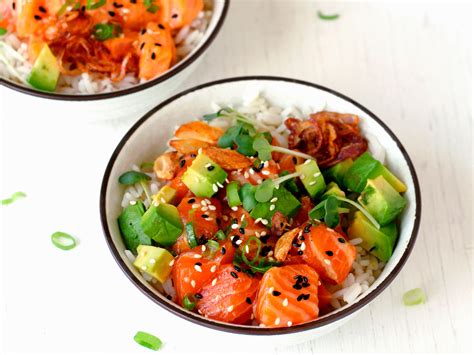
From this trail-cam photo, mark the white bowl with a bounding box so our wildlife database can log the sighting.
[0,0,229,122]
[100,76,421,347]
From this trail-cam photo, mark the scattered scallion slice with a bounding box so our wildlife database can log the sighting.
[185,222,198,248]
[133,331,162,351]
[204,240,220,258]
[226,181,241,207]
[182,294,196,311]
[318,11,340,21]
[93,23,122,41]
[403,288,426,306]
[86,0,106,10]
[1,191,26,205]
[0,28,7,36]
[215,230,226,240]
[51,232,77,250]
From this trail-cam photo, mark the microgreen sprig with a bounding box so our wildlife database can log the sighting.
[255,171,303,202]
[203,107,268,130]
[118,171,152,204]
[252,134,314,162]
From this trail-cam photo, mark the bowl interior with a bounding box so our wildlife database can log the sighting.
[101,77,420,333]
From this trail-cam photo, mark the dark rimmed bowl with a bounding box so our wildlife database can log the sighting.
[100,76,421,346]
[0,0,229,122]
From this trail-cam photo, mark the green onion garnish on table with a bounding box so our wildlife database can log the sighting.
[134,331,163,351]
[403,288,426,306]
[318,11,340,21]
[1,191,26,205]
[51,232,77,250]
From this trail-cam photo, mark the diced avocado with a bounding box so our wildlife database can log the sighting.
[295,160,326,198]
[358,176,407,226]
[250,186,301,221]
[226,181,241,207]
[27,44,60,92]
[133,245,174,283]
[239,183,257,211]
[322,182,346,199]
[141,203,183,246]
[181,154,227,197]
[152,185,176,205]
[117,201,152,254]
[347,211,398,262]
[343,153,407,193]
[324,159,353,186]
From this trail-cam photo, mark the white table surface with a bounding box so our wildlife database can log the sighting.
[1,0,472,353]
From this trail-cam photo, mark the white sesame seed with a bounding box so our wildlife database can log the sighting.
[160,197,166,203]
[198,148,203,154]
[236,239,243,245]
[268,251,273,256]
[205,218,213,221]
[300,242,306,251]
[270,197,278,203]
[153,201,159,207]
[211,265,217,273]
[227,305,234,312]
[194,265,202,272]
[255,218,262,224]
[212,278,217,286]
[245,245,250,253]
[274,184,280,189]
[212,184,218,192]
[261,170,270,175]
[287,321,292,326]
[208,205,216,211]
[257,178,263,184]
[309,180,317,186]
[260,231,267,236]
[255,231,260,238]
[300,174,306,180]
[327,227,334,232]
[313,172,321,177]
[201,206,208,212]
[149,258,156,264]
[231,223,239,229]
[270,204,276,211]
[141,265,147,271]
[201,245,206,252]
[222,215,229,221]
[261,219,269,225]
[194,254,202,259]
[244,172,250,179]
[249,168,255,174]
[318,281,322,286]
[130,200,137,205]
[275,317,280,325]
[184,277,189,282]
[191,280,196,288]
[217,182,224,188]
[324,259,331,265]
[268,287,274,294]
[283,298,289,307]
[169,259,175,267]
[192,204,200,209]
[201,200,207,206]
[264,161,269,168]
[231,206,238,211]
[304,159,312,165]
[205,163,212,168]
[225,178,230,183]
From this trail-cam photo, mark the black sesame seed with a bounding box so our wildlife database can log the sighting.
[151,52,156,60]
[172,13,178,18]
[301,282,310,288]
[245,297,252,304]
[299,235,305,241]
[130,0,137,3]
[234,265,241,272]
[198,235,207,244]
[141,29,146,35]
[190,153,196,158]
[260,235,270,244]
[201,214,209,219]
[230,271,238,279]
[166,295,172,300]
[297,294,304,301]
[232,218,238,224]
[292,157,297,164]
[81,5,86,12]
[155,42,162,47]
[187,198,196,204]
[194,293,203,299]
[108,11,115,17]
[338,237,346,243]
[179,159,186,167]
[34,15,41,20]
[292,241,301,248]
[216,218,221,226]
[293,284,302,290]
[294,275,302,280]
[303,224,311,233]
[302,276,308,283]
[239,227,245,234]
[297,250,304,256]
[195,262,202,266]
[369,246,376,252]
[38,6,46,13]
[303,294,310,300]
[158,24,165,30]
[325,250,334,256]
[113,2,124,8]
[207,165,215,171]
[260,245,272,257]
[221,247,226,255]
[272,290,281,296]
[12,2,16,10]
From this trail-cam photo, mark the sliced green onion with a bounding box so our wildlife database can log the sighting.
[182,294,196,310]
[1,191,26,205]
[51,232,77,250]
[215,230,226,241]
[204,240,220,258]
[86,0,106,10]
[318,11,340,20]
[185,222,198,248]
[133,331,162,351]
[118,171,151,185]
[336,196,380,229]
[255,179,275,202]
[147,4,159,13]
[93,23,122,41]
[226,181,241,207]
[242,236,262,266]
[403,288,426,306]
[0,28,7,36]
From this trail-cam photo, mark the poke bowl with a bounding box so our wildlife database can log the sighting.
[100,76,421,346]
[0,0,229,121]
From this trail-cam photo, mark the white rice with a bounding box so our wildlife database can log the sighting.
[0,5,212,94]
[122,94,387,313]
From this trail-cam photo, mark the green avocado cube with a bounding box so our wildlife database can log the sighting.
[141,203,183,246]
[347,211,398,262]
[249,202,273,221]
[117,201,152,254]
[27,44,60,92]
[239,183,257,212]
[152,185,176,205]
[181,154,227,197]
[343,153,407,193]
[322,181,346,199]
[324,159,353,186]
[296,160,326,198]
[133,245,174,283]
[358,176,407,226]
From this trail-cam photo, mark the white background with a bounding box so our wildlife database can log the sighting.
[1,0,472,353]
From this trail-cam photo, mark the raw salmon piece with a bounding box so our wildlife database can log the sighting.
[177,197,222,242]
[162,0,203,30]
[292,196,313,226]
[254,264,319,327]
[103,32,137,60]
[318,283,333,314]
[228,160,279,185]
[197,264,259,324]
[300,224,356,285]
[138,22,175,80]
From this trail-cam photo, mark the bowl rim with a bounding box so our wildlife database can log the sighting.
[99,75,422,336]
[0,0,229,102]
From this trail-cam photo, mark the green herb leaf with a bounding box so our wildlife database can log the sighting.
[0,28,7,36]
[134,331,163,351]
[255,179,275,202]
[118,171,151,185]
[318,10,340,20]
[235,133,256,156]
[324,195,340,228]
[403,288,426,306]
[182,294,196,311]
[1,191,26,205]
[93,23,122,41]
[51,232,77,250]
[218,125,241,148]
[253,135,272,161]
[86,0,106,10]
